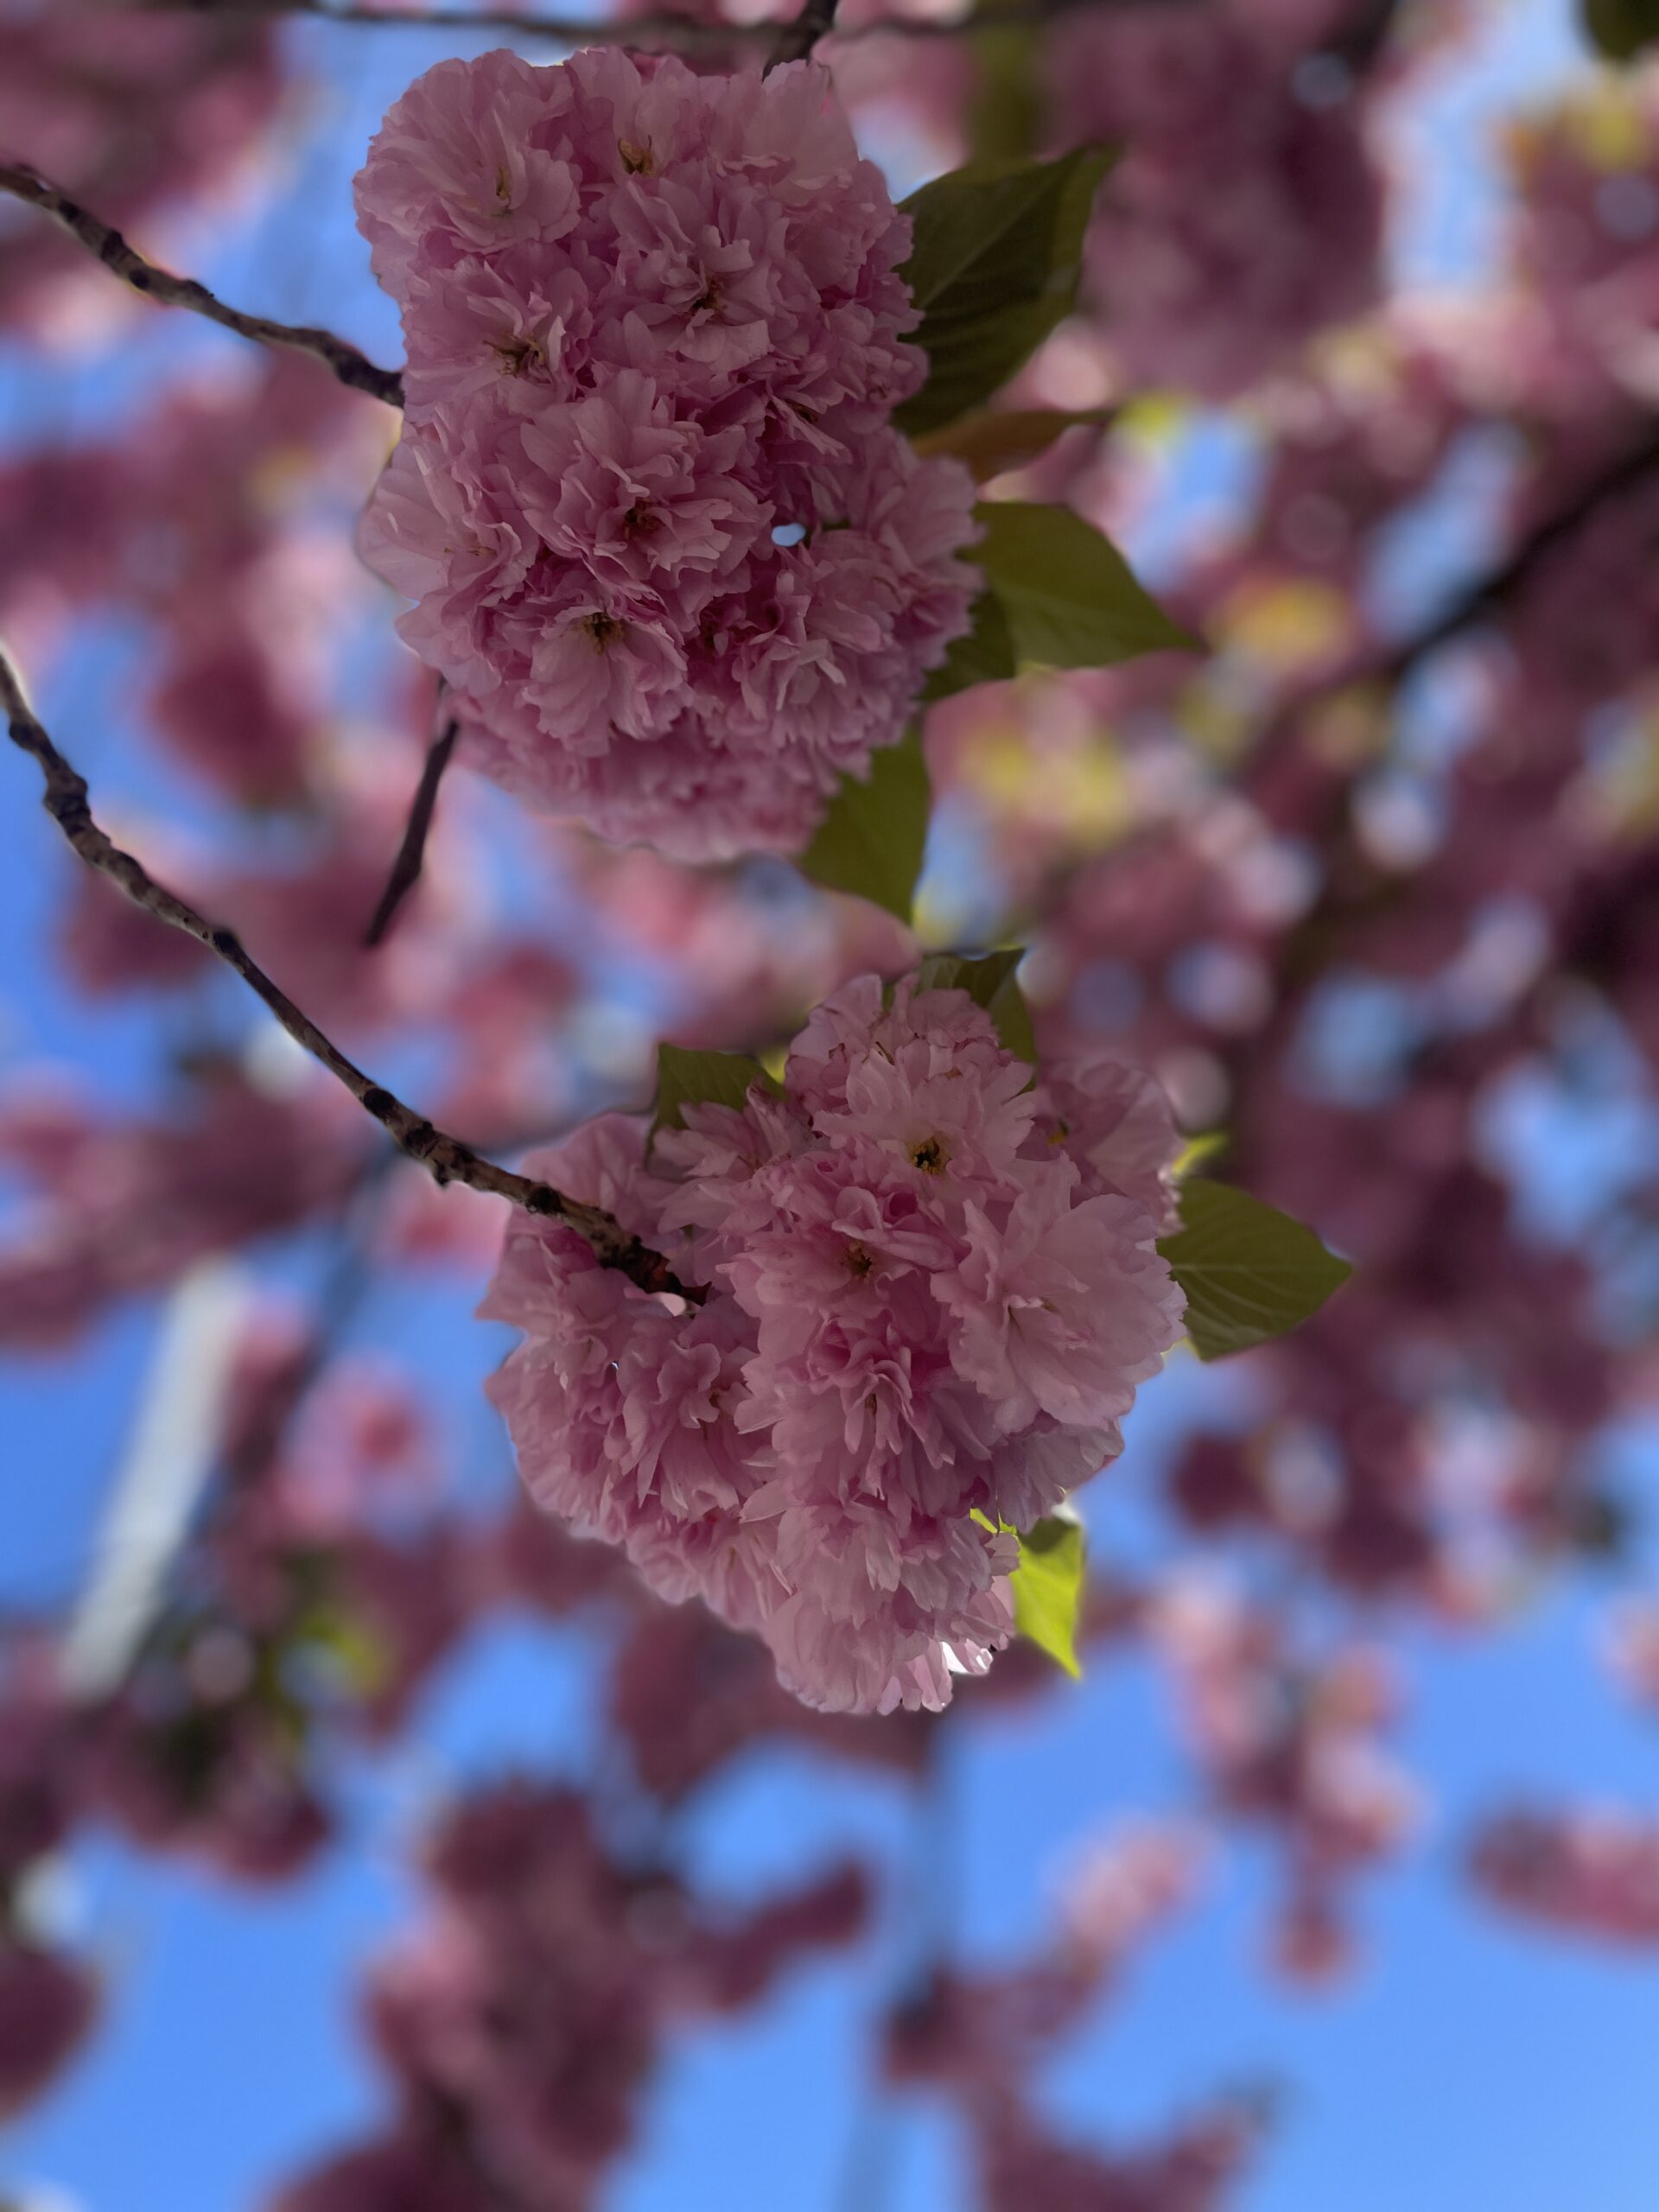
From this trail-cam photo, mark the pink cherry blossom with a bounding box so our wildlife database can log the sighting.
[355,48,977,860]
[275,1780,868,2209]
[1037,1057,1185,1231]
[354,51,582,285]
[0,1074,367,1349]
[484,969,1184,1713]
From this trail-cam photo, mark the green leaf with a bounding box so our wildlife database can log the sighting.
[799,728,929,921]
[651,1043,778,1144]
[1011,1516,1084,1677]
[913,947,1036,1064]
[1158,1179,1352,1362]
[895,146,1115,438]
[1172,1130,1228,1178]
[975,502,1199,670]
[1581,0,1659,59]
[922,590,1017,702]
[913,405,1116,485]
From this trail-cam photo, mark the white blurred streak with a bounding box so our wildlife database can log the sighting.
[10,2190,83,2212]
[61,1259,252,1700]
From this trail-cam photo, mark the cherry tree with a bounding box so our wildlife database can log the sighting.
[0,0,1656,2205]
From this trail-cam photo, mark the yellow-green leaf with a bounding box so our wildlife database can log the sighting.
[975,501,1199,670]
[912,406,1116,485]
[1158,1179,1352,1361]
[1172,1130,1228,1178]
[651,1043,779,1145]
[895,147,1115,438]
[1011,1516,1084,1676]
[799,728,929,922]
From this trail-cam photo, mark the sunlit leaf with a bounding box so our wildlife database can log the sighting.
[975,502,1199,670]
[896,147,1115,437]
[1172,1130,1228,1178]
[912,406,1116,485]
[1158,1179,1352,1361]
[1011,1516,1084,1677]
[799,728,930,922]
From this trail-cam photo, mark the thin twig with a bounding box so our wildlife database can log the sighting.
[0,647,696,1301]
[0,162,404,409]
[1382,425,1659,674]
[365,713,459,947]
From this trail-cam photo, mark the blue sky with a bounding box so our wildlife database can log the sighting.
[3,4,1659,2209]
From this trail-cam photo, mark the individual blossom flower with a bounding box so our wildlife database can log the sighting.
[935,1169,1179,1436]
[355,48,978,861]
[0,12,283,340]
[1036,1056,1186,1231]
[354,48,582,283]
[483,968,1185,1715]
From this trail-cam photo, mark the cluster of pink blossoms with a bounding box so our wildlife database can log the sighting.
[274,1782,866,2212]
[484,969,1185,1713]
[1470,1808,1659,1948]
[355,48,978,860]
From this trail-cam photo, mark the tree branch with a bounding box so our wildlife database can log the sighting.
[0,647,696,1302]
[365,711,459,947]
[1249,423,1659,788]
[0,162,405,410]
[1217,423,1659,1116]
[1381,424,1659,676]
